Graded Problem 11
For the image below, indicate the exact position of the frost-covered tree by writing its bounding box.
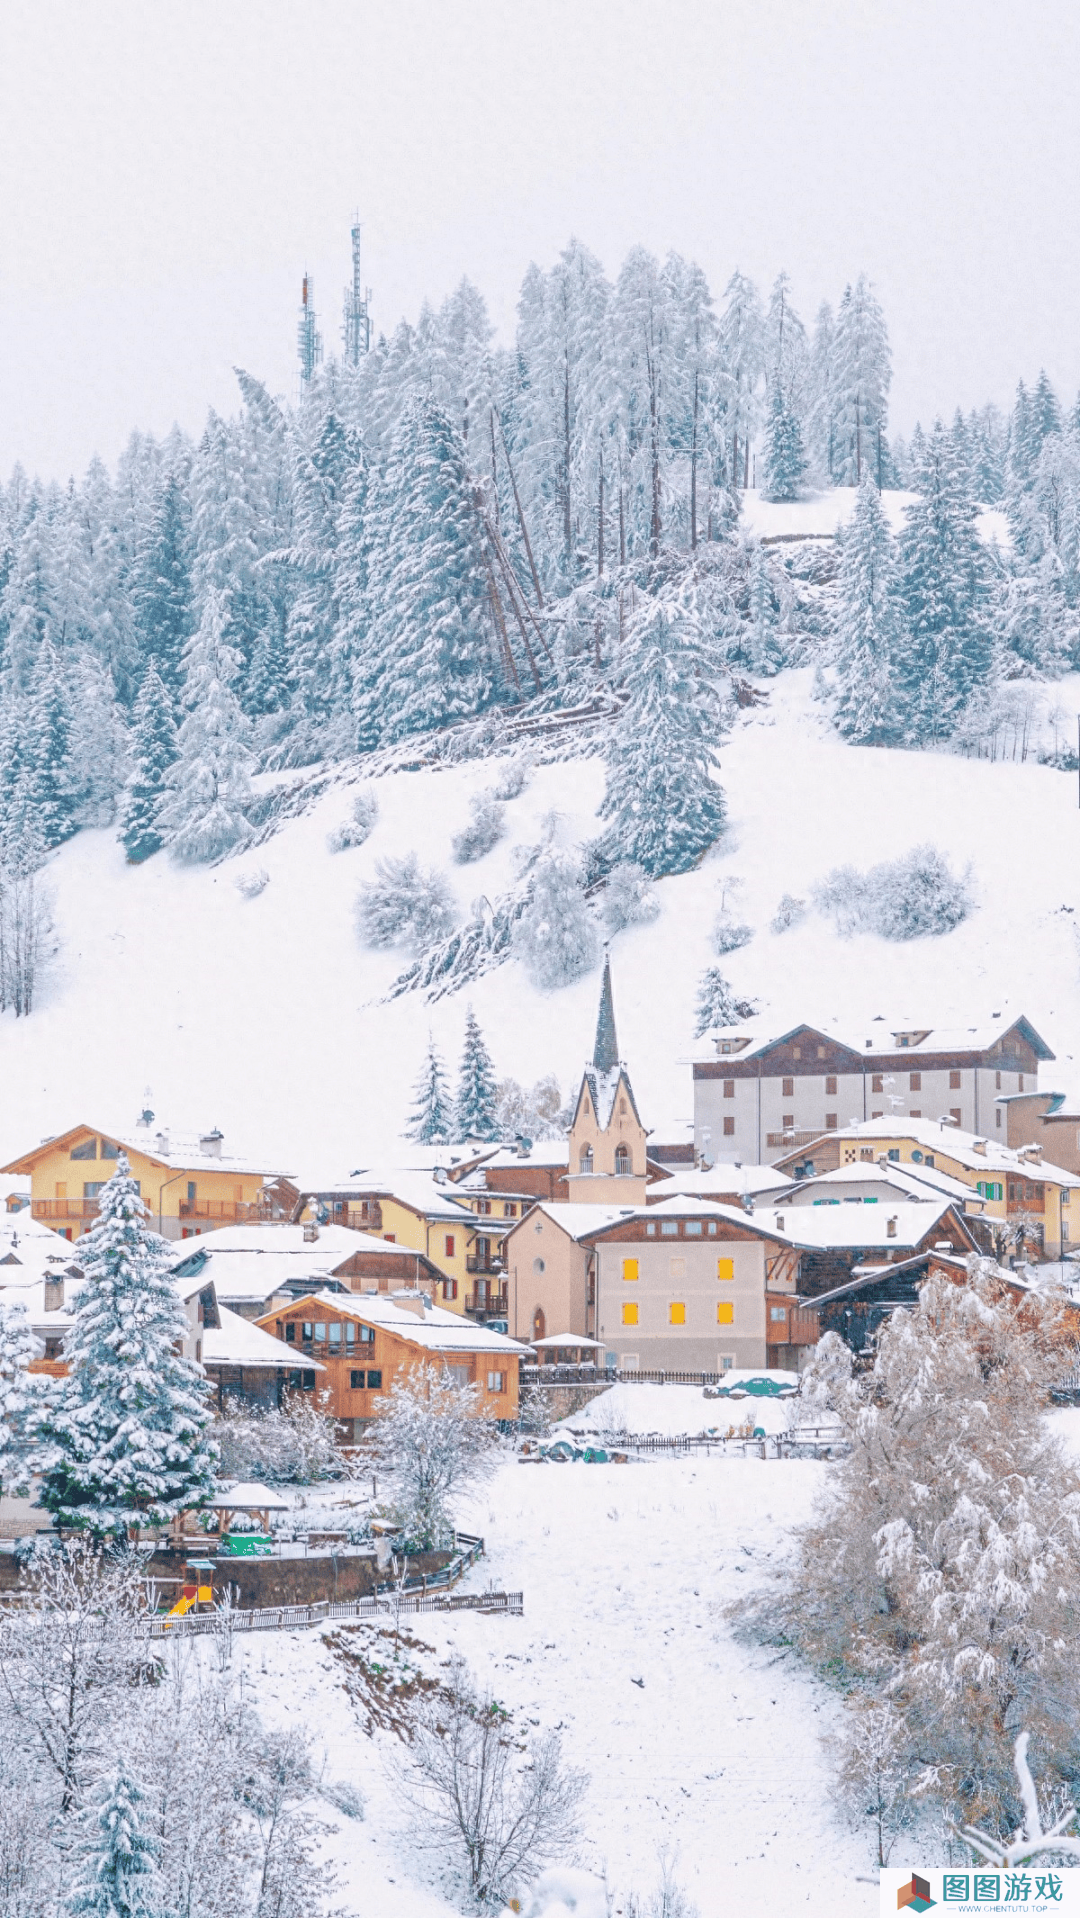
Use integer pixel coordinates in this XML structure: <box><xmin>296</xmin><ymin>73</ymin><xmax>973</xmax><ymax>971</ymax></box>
<box><xmin>369</xmin><ymin>1362</ymin><xmax>497</xmax><ymax>1548</ymax></box>
<box><xmin>36</xmin><ymin>1156</ymin><xmax>216</xmax><ymax>1536</ymax></box>
<box><xmin>452</xmin><ymin>791</ymin><xmax>505</xmax><ymax>864</ymax></box>
<box><xmin>0</xmin><ymin>1297</ymin><xmax>39</xmax><ymax>1495</ymax></box>
<box><xmin>131</xmin><ymin>470</ymin><xmax>192</xmax><ymax>697</ymax></box>
<box><xmin>455</xmin><ymin>1006</ymin><xmax>500</xmax><ymax>1140</ymax></box>
<box><xmin>355</xmin><ymin>853</ymin><xmax>457</xmax><ymax>951</ymax></box>
<box><xmin>600</xmin><ymin>862</ymin><xmax>659</xmax><ymax>935</ymax></box>
<box><xmin>117</xmin><ymin>661</ymin><xmax>177</xmax><ymax>862</ymax></box>
<box><xmin>409</xmin><ymin>1033</ymin><xmax>454</xmax><ymax>1144</ymax></box>
<box><xmin>761</xmin><ymin>384</ymin><xmax>807</xmax><ymax>502</ymax></box>
<box><xmin>898</xmin><ymin>421</ymin><xmax>994</xmax><ymax>742</ymax></box>
<box><xmin>719</xmin><ymin>271</ymin><xmax>764</xmax><ymax>489</ymax></box>
<box><xmin>833</xmin><ymin>474</ymin><xmax>905</xmax><ymax>744</ymax></box>
<box><xmin>23</xmin><ymin>639</ymin><xmax>76</xmax><ymax>847</ymax></box>
<box><xmin>156</xmin><ymin>586</ymin><xmax>253</xmax><ymax>861</ymax></box>
<box><xmin>831</xmin><ymin>276</ymin><xmax>892</xmax><ymax>487</ymax></box>
<box><xmin>597</xmin><ymin>595</ymin><xmax>725</xmax><ymax>877</ymax></box>
<box><xmin>68</xmin><ymin>652</ymin><xmax>128</xmax><ymax>829</ymax></box>
<box><xmin>514</xmin><ymin>848</ymin><xmax>598</xmax><ymax>990</ymax></box>
<box><xmin>693</xmin><ymin>968</ymin><xmax>758</xmax><ymax>1037</ymax></box>
<box><xmin>746</xmin><ymin>543</ymin><xmax>782</xmax><ymax>675</ymax></box>
<box><xmin>67</xmin><ymin>1767</ymin><xmax>159</xmax><ymax>1917</ymax></box>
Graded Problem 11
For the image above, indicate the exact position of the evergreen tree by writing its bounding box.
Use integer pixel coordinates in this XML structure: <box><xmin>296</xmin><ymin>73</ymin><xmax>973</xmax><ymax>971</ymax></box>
<box><xmin>805</xmin><ymin>301</ymin><xmax>837</xmax><ymax>483</ymax></box>
<box><xmin>761</xmin><ymin>384</ymin><xmax>807</xmax><ymax>502</ymax></box>
<box><xmin>898</xmin><ymin>420</ymin><xmax>995</xmax><ymax>743</ymax></box>
<box><xmin>831</xmin><ymin>276</ymin><xmax>892</xmax><ymax>487</ymax></box>
<box><xmin>514</xmin><ymin>847</ymin><xmax>598</xmax><ymax>990</ymax></box>
<box><xmin>23</xmin><ymin>638</ymin><xmax>76</xmax><ymax>848</ymax></box>
<box><xmin>37</xmin><ymin>1155</ymin><xmax>216</xmax><ymax>1536</ymax></box>
<box><xmin>67</xmin><ymin>1767</ymin><xmax>159</xmax><ymax>1918</ymax></box>
<box><xmin>0</xmin><ymin>1296</ymin><xmax>39</xmax><ymax>1495</ymax></box>
<box><xmin>694</xmin><ymin>968</ymin><xmax>758</xmax><ymax>1038</ymax></box>
<box><xmin>747</xmin><ymin>542</ymin><xmax>783</xmax><ymax>673</ymax></box>
<box><xmin>117</xmin><ymin>661</ymin><xmax>177</xmax><ymax>862</ymax></box>
<box><xmin>597</xmin><ymin>595</ymin><xmax>726</xmax><ymax>877</ymax></box>
<box><xmin>833</xmin><ymin>474</ymin><xmax>905</xmax><ymax>743</ymax></box>
<box><xmin>156</xmin><ymin>587</ymin><xmax>253</xmax><ymax>862</ymax></box>
<box><xmin>454</xmin><ymin>1006</ymin><xmax>500</xmax><ymax>1140</ymax></box>
<box><xmin>132</xmin><ymin>471</ymin><xmax>193</xmax><ymax>696</ymax></box>
<box><xmin>68</xmin><ymin>651</ymin><xmax>128</xmax><ymax>829</ymax></box>
<box><xmin>409</xmin><ymin>1033</ymin><xmax>454</xmax><ymax>1144</ymax></box>
<box><xmin>719</xmin><ymin>271</ymin><xmax>764</xmax><ymax>489</ymax></box>
<box><xmin>0</xmin><ymin>505</ymin><xmax>52</xmax><ymax>696</ymax></box>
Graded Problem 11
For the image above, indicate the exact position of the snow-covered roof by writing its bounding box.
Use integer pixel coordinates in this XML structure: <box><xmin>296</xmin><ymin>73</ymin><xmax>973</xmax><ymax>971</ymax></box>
<box><xmin>762</xmin><ymin>1159</ymin><xmax>979</xmax><ymax>1207</ymax></box>
<box><xmin>689</xmin><ymin>1015</ymin><xmax>1054</xmax><ymax>1065</ymax></box>
<box><xmin>295</xmin><ymin>1291</ymin><xmax>529</xmax><ymax>1355</ymax></box>
<box><xmin>463</xmin><ymin>1142</ymin><xmax>570</xmax><ymax>1171</ymax></box>
<box><xmin>169</xmin><ymin>1222</ymin><xmax>424</xmax><ymax>1305</ymax></box>
<box><xmin>296</xmin><ymin>1170</ymin><xmax>477</xmax><ymax>1224</ymax></box>
<box><xmin>760</xmin><ymin>1198</ymin><xmax>964</xmax><ymax>1252</ymax></box>
<box><xmin>510</xmin><ymin>1201</ymin><xmax>637</xmax><ymax>1243</ymax></box>
<box><xmin>210</xmin><ymin>1481</ymin><xmax>292</xmax><ymax>1510</ymax></box>
<box><xmin>202</xmin><ymin>1304</ymin><xmax>321</xmax><ymax>1372</ymax></box>
<box><xmin>797</xmin><ymin>1116</ymin><xmax>1080</xmax><ymax>1186</ymax></box>
<box><xmin>532</xmin><ymin>1332</ymin><xmax>604</xmax><ymax>1349</ymax></box>
<box><xmin>0</xmin><ymin>1213</ymin><xmax>84</xmax><ymax>1275</ymax></box>
<box><xmin>0</xmin><ymin>1123</ymin><xmax>290</xmax><ymax>1179</ymax></box>
<box><xmin>650</xmin><ymin>1164</ymin><xmax>784</xmax><ymax>1200</ymax></box>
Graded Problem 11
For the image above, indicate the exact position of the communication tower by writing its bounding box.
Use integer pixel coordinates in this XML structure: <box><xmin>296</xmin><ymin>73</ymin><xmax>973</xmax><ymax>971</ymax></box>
<box><xmin>297</xmin><ymin>273</ymin><xmax>323</xmax><ymax>389</ymax></box>
<box><xmin>342</xmin><ymin>216</ymin><xmax>372</xmax><ymax>365</ymax></box>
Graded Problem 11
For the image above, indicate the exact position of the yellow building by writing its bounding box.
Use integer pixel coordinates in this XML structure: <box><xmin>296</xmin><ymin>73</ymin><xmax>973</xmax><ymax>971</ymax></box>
<box><xmin>566</xmin><ymin>955</ymin><xmax>649</xmax><ymax>1206</ymax></box>
<box><xmin>1</xmin><ymin>1121</ymin><xmax>290</xmax><ymax>1243</ymax></box>
<box><xmin>293</xmin><ymin>1173</ymin><xmax>507</xmax><ymax>1319</ymax></box>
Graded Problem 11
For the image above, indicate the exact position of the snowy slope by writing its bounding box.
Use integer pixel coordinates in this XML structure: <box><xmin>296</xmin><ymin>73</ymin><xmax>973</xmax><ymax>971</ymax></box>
<box><xmin>3</xmin><ymin>656</ymin><xmax>1080</xmax><ymax>1173</ymax></box>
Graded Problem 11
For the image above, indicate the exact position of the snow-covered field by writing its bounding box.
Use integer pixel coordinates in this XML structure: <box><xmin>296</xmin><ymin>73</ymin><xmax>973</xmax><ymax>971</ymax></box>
<box><xmin>4</xmin><ymin>656</ymin><xmax>1080</xmax><ymax>1174</ymax></box>
<box><xmin>236</xmin><ymin>1449</ymin><xmax>870</xmax><ymax>1918</ymax></box>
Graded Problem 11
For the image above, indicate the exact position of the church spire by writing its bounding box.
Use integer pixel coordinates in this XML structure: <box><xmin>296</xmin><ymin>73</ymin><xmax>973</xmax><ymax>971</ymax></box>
<box><xmin>592</xmin><ymin>949</ymin><xmax>619</xmax><ymax>1074</ymax></box>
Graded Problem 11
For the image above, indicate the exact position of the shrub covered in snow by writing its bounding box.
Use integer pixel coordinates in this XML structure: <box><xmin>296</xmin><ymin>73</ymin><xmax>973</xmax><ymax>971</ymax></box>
<box><xmin>355</xmin><ymin>853</ymin><xmax>457</xmax><ymax>951</ymax></box>
<box><xmin>452</xmin><ymin>791</ymin><xmax>506</xmax><ymax>864</ymax></box>
<box><xmin>234</xmin><ymin>867</ymin><xmax>269</xmax><ymax>899</ymax></box>
<box><xmin>770</xmin><ymin>892</ymin><xmax>806</xmax><ymax>934</ymax></box>
<box><xmin>491</xmin><ymin>753</ymin><xmax>532</xmax><ymax>801</ymax></box>
<box><xmin>326</xmin><ymin>787</ymin><xmax>379</xmax><ymax>854</ymax></box>
<box><xmin>694</xmin><ymin>968</ymin><xmax>759</xmax><ymax>1037</ymax></box>
<box><xmin>711</xmin><ymin>910</ymin><xmax>753</xmax><ymax>955</ymax></box>
<box><xmin>601</xmin><ymin>862</ymin><xmax>660</xmax><ymax>935</ymax></box>
<box><xmin>514</xmin><ymin>849</ymin><xmax>599</xmax><ymax>990</ymax></box>
<box><xmin>213</xmin><ymin>1390</ymin><xmax>343</xmax><ymax>1485</ymax></box>
<box><xmin>812</xmin><ymin>844</ymin><xmax>974</xmax><ymax>940</ymax></box>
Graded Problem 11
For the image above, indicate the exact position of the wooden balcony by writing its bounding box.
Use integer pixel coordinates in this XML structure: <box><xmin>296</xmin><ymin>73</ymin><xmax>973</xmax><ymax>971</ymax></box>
<box><xmin>466</xmin><ymin>1255</ymin><xmax>505</xmax><ymax>1274</ymax></box>
<box><xmin>766</xmin><ymin>1130</ymin><xmax>824</xmax><ymax>1151</ymax></box>
<box><xmin>766</xmin><ymin>1306</ymin><xmax>820</xmax><ymax>1347</ymax></box>
<box><xmin>465</xmin><ymin>1289</ymin><xmax>508</xmax><ymax>1318</ymax></box>
<box><xmin>178</xmin><ymin>1200</ymin><xmax>258</xmax><ymax>1223</ymax></box>
<box><xmin>32</xmin><ymin>1199</ymin><xmax>100</xmax><ymax>1221</ymax></box>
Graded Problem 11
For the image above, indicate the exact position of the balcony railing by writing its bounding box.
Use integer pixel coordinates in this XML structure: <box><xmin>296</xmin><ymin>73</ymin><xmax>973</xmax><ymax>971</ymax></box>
<box><xmin>766</xmin><ymin>1130</ymin><xmax>825</xmax><ymax>1151</ymax></box>
<box><xmin>465</xmin><ymin>1289</ymin><xmax>508</xmax><ymax>1317</ymax></box>
<box><xmin>178</xmin><ymin>1200</ymin><xmax>257</xmax><ymax>1223</ymax></box>
<box><xmin>767</xmin><ymin>1308</ymin><xmax>820</xmax><ymax>1346</ymax></box>
<box><xmin>32</xmin><ymin>1199</ymin><xmax>100</xmax><ymax>1221</ymax></box>
<box><xmin>466</xmin><ymin>1256</ymin><xmax>505</xmax><ymax>1275</ymax></box>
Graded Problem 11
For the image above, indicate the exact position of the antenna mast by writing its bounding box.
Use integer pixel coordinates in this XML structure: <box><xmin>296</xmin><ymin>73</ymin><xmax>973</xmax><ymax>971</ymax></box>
<box><xmin>342</xmin><ymin>215</ymin><xmax>372</xmax><ymax>366</ymax></box>
<box><xmin>297</xmin><ymin>272</ymin><xmax>323</xmax><ymax>392</ymax></box>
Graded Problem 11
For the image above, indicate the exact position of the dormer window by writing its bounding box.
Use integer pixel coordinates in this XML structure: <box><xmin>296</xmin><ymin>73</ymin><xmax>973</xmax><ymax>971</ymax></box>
<box><xmin>614</xmin><ymin>1146</ymin><xmax>631</xmax><ymax>1175</ymax></box>
<box><xmin>579</xmin><ymin>1147</ymin><xmax>594</xmax><ymax>1175</ymax></box>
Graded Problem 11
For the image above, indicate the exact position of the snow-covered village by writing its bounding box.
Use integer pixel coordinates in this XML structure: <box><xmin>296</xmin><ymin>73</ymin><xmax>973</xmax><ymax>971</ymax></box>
<box><xmin>7</xmin><ymin>7</ymin><xmax>1080</xmax><ymax>1918</ymax></box>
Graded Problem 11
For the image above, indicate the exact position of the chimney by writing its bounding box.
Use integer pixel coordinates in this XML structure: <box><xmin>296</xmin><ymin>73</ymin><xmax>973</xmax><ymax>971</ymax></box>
<box><xmin>43</xmin><ymin>1274</ymin><xmax>65</xmax><ymax>1312</ymax></box>
<box><xmin>887</xmin><ymin>1216</ymin><xmax>898</xmax><ymax>1239</ymax></box>
<box><xmin>200</xmin><ymin>1129</ymin><xmax>224</xmax><ymax>1158</ymax></box>
<box><xmin>391</xmin><ymin>1291</ymin><xmax>427</xmax><ymax>1319</ymax></box>
<box><xmin>303</xmin><ymin>1220</ymin><xmax>319</xmax><ymax>1243</ymax></box>
<box><xmin>971</xmin><ymin>1138</ymin><xmax>987</xmax><ymax>1156</ymax></box>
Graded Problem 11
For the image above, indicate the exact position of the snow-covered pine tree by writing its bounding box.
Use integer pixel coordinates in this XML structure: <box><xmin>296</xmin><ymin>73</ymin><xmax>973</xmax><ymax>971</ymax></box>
<box><xmin>694</xmin><ymin>967</ymin><xmax>758</xmax><ymax>1037</ymax></box>
<box><xmin>117</xmin><ymin>660</ymin><xmax>177</xmax><ymax>862</ymax></box>
<box><xmin>0</xmin><ymin>1296</ymin><xmax>39</xmax><ymax>1495</ymax></box>
<box><xmin>67</xmin><ymin>1767</ymin><xmax>159</xmax><ymax>1918</ymax></box>
<box><xmin>23</xmin><ymin>638</ymin><xmax>76</xmax><ymax>848</ymax></box>
<box><xmin>131</xmin><ymin>470</ymin><xmax>193</xmax><ymax>697</ymax></box>
<box><xmin>747</xmin><ymin>543</ymin><xmax>783</xmax><ymax>674</ymax></box>
<box><xmin>833</xmin><ymin>473</ymin><xmax>905</xmax><ymax>743</ymax></box>
<box><xmin>455</xmin><ymin>1006</ymin><xmax>500</xmax><ymax>1140</ymax></box>
<box><xmin>831</xmin><ymin>276</ymin><xmax>892</xmax><ymax>487</ymax></box>
<box><xmin>719</xmin><ymin>272</ymin><xmax>764</xmax><ymax>489</ymax></box>
<box><xmin>761</xmin><ymin>383</ymin><xmax>807</xmax><ymax>502</ymax></box>
<box><xmin>898</xmin><ymin>419</ymin><xmax>995</xmax><ymax>743</ymax></box>
<box><xmin>156</xmin><ymin>586</ymin><xmax>254</xmax><ymax>862</ymax></box>
<box><xmin>805</xmin><ymin>301</ymin><xmax>837</xmax><ymax>484</ymax></box>
<box><xmin>356</xmin><ymin>398</ymin><xmax>495</xmax><ymax>746</ymax></box>
<box><xmin>597</xmin><ymin>594</ymin><xmax>726</xmax><ymax>877</ymax></box>
<box><xmin>409</xmin><ymin>1033</ymin><xmax>454</xmax><ymax>1144</ymax></box>
<box><xmin>36</xmin><ymin>1155</ymin><xmax>216</xmax><ymax>1536</ymax></box>
<box><xmin>67</xmin><ymin>652</ymin><xmax>128</xmax><ymax>829</ymax></box>
<box><xmin>514</xmin><ymin>847</ymin><xmax>598</xmax><ymax>989</ymax></box>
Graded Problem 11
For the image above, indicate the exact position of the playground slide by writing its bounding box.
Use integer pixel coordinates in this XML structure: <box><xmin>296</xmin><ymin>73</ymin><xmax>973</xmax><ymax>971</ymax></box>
<box><xmin>163</xmin><ymin>1594</ymin><xmax>194</xmax><ymax>1624</ymax></box>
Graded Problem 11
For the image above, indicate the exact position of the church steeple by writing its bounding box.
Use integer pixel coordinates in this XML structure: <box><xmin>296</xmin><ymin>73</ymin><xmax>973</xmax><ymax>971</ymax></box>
<box><xmin>592</xmin><ymin>950</ymin><xmax>619</xmax><ymax>1075</ymax></box>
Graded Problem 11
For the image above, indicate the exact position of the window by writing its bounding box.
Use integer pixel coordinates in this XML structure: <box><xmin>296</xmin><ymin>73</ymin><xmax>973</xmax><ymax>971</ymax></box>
<box><xmin>445</xmin><ymin>1235</ymin><xmax>456</xmax><ymax>1258</ymax></box>
<box><xmin>503</xmin><ymin>1203</ymin><xmax>516</xmax><ymax>1218</ymax></box>
<box><xmin>1008</xmin><ymin>1183</ymin><xmax>1016</xmax><ymax>1202</ymax></box>
<box><xmin>909</xmin><ymin>1110</ymin><xmax>921</xmax><ymax>1119</ymax></box>
<box><xmin>708</xmin><ymin>1222</ymin><xmax>717</xmax><ymax>1235</ymax></box>
<box><xmin>384</xmin><ymin>1233</ymin><xmax>396</xmax><ymax>1243</ymax></box>
<box><xmin>782</xmin><ymin>1114</ymin><xmax>794</xmax><ymax>1130</ymax></box>
<box><xmin>302</xmin><ymin>1322</ymin><xmax>314</xmax><ymax>1342</ymax></box>
<box><xmin>887</xmin><ymin>1149</ymin><xmax>900</xmax><ymax>1162</ymax></box>
<box><xmin>996</xmin><ymin>1111</ymin><xmax>1002</xmax><ymax>1128</ymax></box>
<box><xmin>1019</xmin><ymin>1074</ymin><xmax>1025</xmax><ymax>1091</ymax></box>
<box><xmin>872</xmin><ymin>1074</ymin><xmax>884</xmax><ymax>1094</ymax></box>
<box><xmin>792</xmin><ymin>1047</ymin><xmax>801</xmax><ymax>1060</ymax></box>
<box><xmin>1064</xmin><ymin>1189</ymin><xmax>1071</xmax><ymax>1205</ymax></box>
<box><xmin>825</xmin><ymin>1076</ymin><xmax>837</xmax><ymax>1096</ymax></box>
<box><xmin>366</xmin><ymin>1370</ymin><xmax>383</xmax><ymax>1390</ymax></box>
<box><xmin>100</xmin><ymin>1139</ymin><xmax>119</xmax><ymax>1160</ymax></box>
<box><xmin>313</xmin><ymin>1322</ymin><xmax>326</xmax><ymax>1342</ymax></box>
<box><xmin>723</xmin><ymin>1079</ymin><xmax>735</xmax><ymax>1098</ymax></box>
<box><xmin>950</xmin><ymin>1108</ymin><xmax>961</xmax><ymax>1124</ymax></box>
<box><xmin>350</xmin><ymin>1370</ymin><xmax>365</xmax><ymax>1389</ymax></box>
<box><xmin>770</xmin><ymin>1306</ymin><xmax>787</xmax><ymax>1322</ymax></box>
<box><xmin>614</xmin><ymin>1146</ymin><xmax>631</xmax><ymax>1175</ymax></box>
<box><xmin>949</xmin><ymin>1070</ymin><xmax>961</xmax><ymax>1090</ymax></box>
<box><xmin>717</xmin><ymin>1257</ymin><xmax>734</xmax><ymax>1282</ymax></box>
<box><xmin>187</xmin><ymin>1181</ymin><xmax>196</xmax><ymax>1203</ymax></box>
<box><xmin>717</xmin><ymin>1301</ymin><xmax>734</xmax><ymax>1325</ymax></box>
<box><xmin>622</xmin><ymin>1301</ymin><xmax>638</xmax><ymax>1326</ymax></box>
<box><xmin>909</xmin><ymin>1072</ymin><xmax>921</xmax><ymax>1091</ymax></box>
<box><xmin>1064</xmin><ymin>1220</ymin><xmax>1071</xmax><ymax>1242</ymax></box>
<box><xmin>533</xmin><ymin>1256</ymin><xmax>546</xmax><ymax>1274</ymax></box>
<box><xmin>345</xmin><ymin>1322</ymin><xmax>355</xmax><ymax>1345</ymax></box>
<box><xmin>476</xmin><ymin>1200</ymin><xmax>492</xmax><ymax>1215</ymax></box>
<box><xmin>487</xmin><ymin>1371</ymin><xmax>506</xmax><ymax>1393</ymax></box>
<box><xmin>684</xmin><ymin>1221</ymin><xmax>702</xmax><ymax>1236</ymax></box>
<box><xmin>442</xmin><ymin>1278</ymin><xmax>458</xmax><ymax>1301</ymax></box>
<box><xmin>660</xmin><ymin>1222</ymin><xmax>678</xmax><ymax>1236</ymax></box>
<box><xmin>285</xmin><ymin>1321</ymin><xmax>295</xmax><ymax>1343</ymax></box>
<box><xmin>860</xmin><ymin>1148</ymin><xmax>874</xmax><ymax>1161</ymax></box>
<box><xmin>83</xmin><ymin>1182</ymin><xmax>105</xmax><ymax>1199</ymax></box>
<box><xmin>871</xmin><ymin>1111</ymin><xmax>883</xmax><ymax>1120</ymax></box>
<box><xmin>723</xmin><ymin>1115</ymin><xmax>736</xmax><ymax>1137</ymax></box>
<box><xmin>579</xmin><ymin>1147</ymin><xmax>594</xmax><ymax>1174</ymax></box>
<box><xmin>924</xmin><ymin>1154</ymin><xmax>934</xmax><ymax>1168</ymax></box>
<box><xmin>996</xmin><ymin>1070</ymin><xmax>1002</xmax><ymax>1089</ymax></box>
<box><xmin>825</xmin><ymin>1114</ymin><xmax>838</xmax><ymax>1130</ymax></box>
<box><xmin>70</xmin><ymin>1138</ymin><xmax>96</xmax><ymax>1160</ymax></box>
<box><xmin>646</xmin><ymin>1222</ymin><xmax>657</xmax><ymax>1236</ymax></box>
<box><xmin>718</xmin><ymin>1353</ymin><xmax>734</xmax><ymax>1371</ymax></box>
<box><xmin>782</xmin><ymin>1077</ymin><xmax>794</xmax><ymax>1098</ymax></box>
<box><xmin>668</xmin><ymin>1301</ymin><xmax>686</xmax><ymax>1326</ymax></box>
<box><xmin>622</xmin><ymin>1258</ymin><xmax>638</xmax><ymax>1282</ymax></box>
<box><xmin>357</xmin><ymin>1324</ymin><xmax>375</xmax><ymax>1343</ymax></box>
<box><xmin>817</xmin><ymin>1045</ymin><xmax>826</xmax><ymax>1059</ymax></box>
<box><xmin>328</xmin><ymin>1322</ymin><xmax>342</xmax><ymax>1347</ymax></box>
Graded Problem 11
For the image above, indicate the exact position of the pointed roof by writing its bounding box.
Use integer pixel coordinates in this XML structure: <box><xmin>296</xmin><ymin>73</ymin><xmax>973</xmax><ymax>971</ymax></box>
<box><xmin>593</xmin><ymin>951</ymin><xmax>619</xmax><ymax>1074</ymax></box>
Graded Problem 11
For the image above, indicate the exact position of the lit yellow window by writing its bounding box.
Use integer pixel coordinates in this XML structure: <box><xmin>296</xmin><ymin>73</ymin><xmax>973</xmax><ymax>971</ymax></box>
<box><xmin>622</xmin><ymin>1258</ymin><xmax>638</xmax><ymax>1282</ymax></box>
<box><xmin>717</xmin><ymin>1257</ymin><xmax>734</xmax><ymax>1282</ymax></box>
<box><xmin>717</xmin><ymin>1301</ymin><xmax>734</xmax><ymax>1325</ymax></box>
<box><xmin>669</xmin><ymin>1302</ymin><xmax>685</xmax><ymax>1325</ymax></box>
<box><xmin>622</xmin><ymin>1301</ymin><xmax>638</xmax><ymax>1326</ymax></box>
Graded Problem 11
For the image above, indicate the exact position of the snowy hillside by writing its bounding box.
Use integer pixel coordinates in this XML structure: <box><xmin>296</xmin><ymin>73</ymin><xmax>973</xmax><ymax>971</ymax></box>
<box><xmin>4</xmin><ymin>643</ymin><xmax>1080</xmax><ymax>1173</ymax></box>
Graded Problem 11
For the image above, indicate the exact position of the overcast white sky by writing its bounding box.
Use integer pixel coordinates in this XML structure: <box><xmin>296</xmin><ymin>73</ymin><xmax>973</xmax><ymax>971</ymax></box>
<box><xmin>2</xmin><ymin>0</ymin><xmax>1078</xmax><ymax>481</ymax></box>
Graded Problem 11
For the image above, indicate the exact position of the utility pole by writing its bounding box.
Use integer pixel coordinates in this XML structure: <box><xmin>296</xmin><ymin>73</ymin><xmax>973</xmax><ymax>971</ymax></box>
<box><xmin>342</xmin><ymin>214</ymin><xmax>372</xmax><ymax>366</ymax></box>
<box><xmin>297</xmin><ymin>273</ymin><xmax>323</xmax><ymax>393</ymax></box>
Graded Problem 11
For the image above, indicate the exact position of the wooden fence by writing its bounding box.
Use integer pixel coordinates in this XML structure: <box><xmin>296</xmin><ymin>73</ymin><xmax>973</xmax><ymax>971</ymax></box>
<box><xmin>147</xmin><ymin>1587</ymin><xmax>523</xmax><ymax>1638</ymax></box>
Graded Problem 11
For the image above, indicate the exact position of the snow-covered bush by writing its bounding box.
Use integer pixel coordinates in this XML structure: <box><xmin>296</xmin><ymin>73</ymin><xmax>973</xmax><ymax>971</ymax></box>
<box><xmin>491</xmin><ymin>754</ymin><xmax>532</xmax><ymax>801</ymax></box>
<box><xmin>452</xmin><ymin>791</ymin><xmax>505</xmax><ymax>864</ymax></box>
<box><xmin>355</xmin><ymin>853</ymin><xmax>457</xmax><ymax>951</ymax></box>
<box><xmin>769</xmin><ymin>892</ymin><xmax>806</xmax><ymax>934</ymax></box>
<box><xmin>495</xmin><ymin>1073</ymin><xmax>573</xmax><ymax>1142</ymax></box>
<box><xmin>326</xmin><ymin>787</ymin><xmax>379</xmax><ymax>854</ymax></box>
<box><xmin>694</xmin><ymin>968</ymin><xmax>758</xmax><ymax>1037</ymax></box>
<box><xmin>214</xmin><ymin>1391</ymin><xmax>342</xmax><ymax>1486</ymax></box>
<box><xmin>711</xmin><ymin>910</ymin><xmax>753</xmax><ymax>955</ymax></box>
<box><xmin>812</xmin><ymin>844</ymin><xmax>974</xmax><ymax>940</ymax></box>
<box><xmin>0</xmin><ymin>1297</ymin><xmax>40</xmax><ymax>1496</ymax></box>
<box><xmin>366</xmin><ymin>1363</ymin><xmax>498</xmax><ymax>1549</ymax></box>
<box><xmin>505</xmin><ymin>1868</ymin><xmax>609</xmax><ymax>1918</ymax></box>
<box><xmin>777</xmin><ymin>1267</ymin><xmax>1080</xmax><ymax>1835</ymax></box>
<box><xmin>234</xmin><ymin>866</ymin><xmax>269</xmax><ymax>899</ymax></box>
<box><xmin>602</xmin><ymin>863</ymin><xmax>660</xmax><ymax>935</ymax></box>
<box><xmin>514</xmin><ymin>849</ymin><xmax>599</xmax><ymax>990</ymax></box>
